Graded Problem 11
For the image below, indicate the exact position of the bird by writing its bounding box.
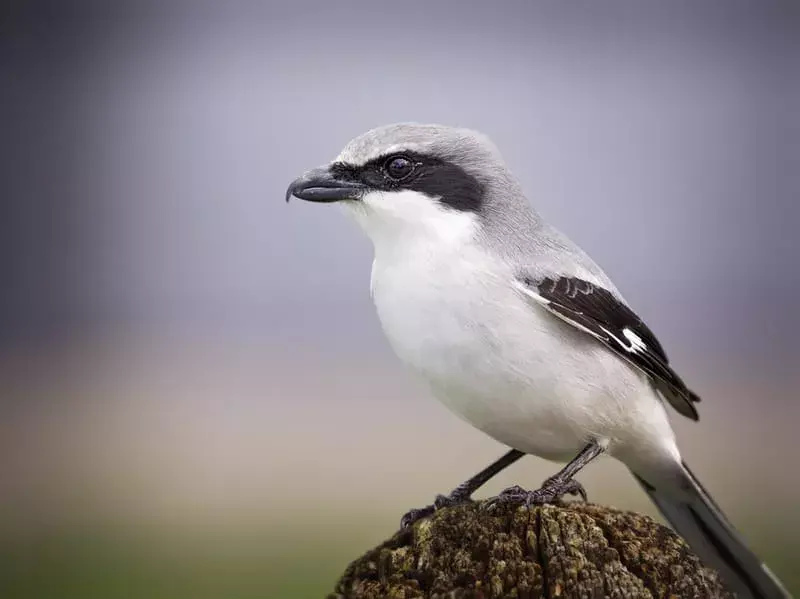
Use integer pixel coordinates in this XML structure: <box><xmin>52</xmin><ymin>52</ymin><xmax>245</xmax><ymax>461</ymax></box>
<box><xmin>286</xmin><ymin>123</ymin><xmax>790</xmax><ymax>599</ymax></box>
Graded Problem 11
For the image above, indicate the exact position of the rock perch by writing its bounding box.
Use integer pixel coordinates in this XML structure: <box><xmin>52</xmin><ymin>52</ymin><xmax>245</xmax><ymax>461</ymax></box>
<box><xmin>328</xmin><ymin>501</ymin><xmax>731</xmax><ymax>598</ymax></box>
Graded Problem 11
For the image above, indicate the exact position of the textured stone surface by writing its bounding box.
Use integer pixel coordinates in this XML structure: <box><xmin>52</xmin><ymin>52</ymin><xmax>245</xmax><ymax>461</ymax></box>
<box><xmin>328</xmin><ymin>502</ymin><xmax>731</xmax><ymax>599</ymax></box>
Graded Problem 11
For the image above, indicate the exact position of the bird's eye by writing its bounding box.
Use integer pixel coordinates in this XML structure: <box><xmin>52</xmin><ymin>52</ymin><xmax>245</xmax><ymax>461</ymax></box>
<box><xmin>384</xmin><ymin>155</ymin><xmax>415</xmax><ymax>181</ymax></box>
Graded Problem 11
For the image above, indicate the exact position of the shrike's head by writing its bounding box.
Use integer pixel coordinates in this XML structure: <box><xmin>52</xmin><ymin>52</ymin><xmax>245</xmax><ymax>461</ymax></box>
<box><xmin>286</xmin><ymin>123</ymin><xmax>534</xmax><ymax>249</ymax></box>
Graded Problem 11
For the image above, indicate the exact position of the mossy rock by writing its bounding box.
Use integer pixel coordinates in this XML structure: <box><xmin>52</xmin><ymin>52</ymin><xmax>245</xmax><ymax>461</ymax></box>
<box><xmin>328</xmin><ymin>502</ymin><xmax>730</xmax><ymax>598</ymax></box>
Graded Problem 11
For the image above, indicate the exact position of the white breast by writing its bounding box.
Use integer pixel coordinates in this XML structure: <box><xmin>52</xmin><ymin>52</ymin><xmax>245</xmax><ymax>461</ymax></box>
<box><xmin>344</xmin><ymin>190</ymin><xmax>673</xmax><ymax>462</ymax></box>
<box><xmin>370</xmin><ymin>240</ymin><xmax>644</xmax><ymax>460</ymax></box>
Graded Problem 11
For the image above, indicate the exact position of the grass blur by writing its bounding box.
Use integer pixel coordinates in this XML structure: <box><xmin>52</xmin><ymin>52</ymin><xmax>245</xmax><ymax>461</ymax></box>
<box><xmin>0</xmin><ymin>509</ymin><xmax>797</xmax><ymax>598</ymax></box>
<box><xmin>0</xmin><ymin>523</ymin><xmax>374</xmax><ymax>598</ymax></box>
<box><xmin>0</xmin><ymin>340</ymin><xmax>798</xmax><ymax>599</ymax></box>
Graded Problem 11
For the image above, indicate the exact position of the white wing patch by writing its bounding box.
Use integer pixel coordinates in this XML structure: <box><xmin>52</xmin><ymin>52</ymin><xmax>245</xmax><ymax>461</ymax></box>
<box><xmin>597</xmin><ymin>326</ymin><xmax>649</xmax><ymax>354</ymax></box>
<box><xmin>515</xmin><ymin>274</ymin><xmax>700</xmax><ymax>421</ymax></box>
<box><xmin>516</xmin><ymin>278</ymin><xmax>651</xmax><ymax>357</ymax></box>
<box><xmin>622</xmin><ymin>328</ymin><xmax>647</xmax><ymax>352</ymax></box>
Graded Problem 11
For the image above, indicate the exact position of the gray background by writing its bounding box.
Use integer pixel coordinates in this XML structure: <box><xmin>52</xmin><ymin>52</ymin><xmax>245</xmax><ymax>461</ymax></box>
<box><xmin>1</xmin><ymin>2</ymin><xmax>798</xmax><ymax>597</ymax></box>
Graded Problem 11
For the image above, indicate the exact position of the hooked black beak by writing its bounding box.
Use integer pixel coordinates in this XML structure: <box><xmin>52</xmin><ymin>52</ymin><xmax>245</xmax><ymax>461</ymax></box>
<box><xmin>285</xmin><ymin>166</ymin><xmax>365</xmax><ymax>203</ymax></box>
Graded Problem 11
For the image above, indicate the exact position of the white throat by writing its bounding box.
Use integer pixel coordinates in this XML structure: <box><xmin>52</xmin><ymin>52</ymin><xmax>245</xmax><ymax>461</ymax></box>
<box><xmin>341</xmin><ymin>189</ymin><xmax>479</xmax><ymax>259</ymax></box>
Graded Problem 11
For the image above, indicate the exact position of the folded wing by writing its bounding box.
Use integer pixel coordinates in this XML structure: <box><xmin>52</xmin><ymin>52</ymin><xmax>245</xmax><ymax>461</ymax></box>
<box><xmin>516</xmin><ymin>275</ymin><xmax>700</xmax><ymax>420</ymax></box>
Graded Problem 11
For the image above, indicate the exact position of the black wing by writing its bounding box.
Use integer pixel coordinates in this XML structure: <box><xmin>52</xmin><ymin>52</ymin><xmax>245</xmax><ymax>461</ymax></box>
<box><xmin>518</xmin><ymin>275</ymin><xmax>700</xmax><ymax>420</ymax></box>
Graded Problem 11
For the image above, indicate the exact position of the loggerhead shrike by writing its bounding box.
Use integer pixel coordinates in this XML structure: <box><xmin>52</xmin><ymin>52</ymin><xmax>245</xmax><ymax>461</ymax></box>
<box><xmin>286</xmin><ymin>124</ymin><xmax>790</xmax><ymax>599</ymax></box>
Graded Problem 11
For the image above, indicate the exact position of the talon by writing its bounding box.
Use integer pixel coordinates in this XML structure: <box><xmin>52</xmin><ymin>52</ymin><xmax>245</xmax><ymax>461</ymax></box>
<box><xmin>400</xmin><ymin>492</ymin><xmax>473</xmax><ymax>528</ymax></box>
<box><xmin>484</xmin><ymin>478</ymin><xmax>588</xmax><ymax>511</ymax></box>
<box><xmin>556</xmin><ymin>478</ymin><xmax>587</xmax><ymax>502</ymax></box>
<box><xmin>539</xmin><ymin>476</ymin><xmax>588</xmax><ymax>503</ymax></box>
<box><xmin>433</xmin><ymin>494</ymin><xmax>452</xmax><ymax>509</ymax></box>
<box><xmin>400</xmin><ymin>505</ymin><xmax>435</xmax><ymax>529</ymax></box>
<box><xmin>499</xmin><ymin>484</ymin><xmax>527</xmax><ymax>497</ymax></box>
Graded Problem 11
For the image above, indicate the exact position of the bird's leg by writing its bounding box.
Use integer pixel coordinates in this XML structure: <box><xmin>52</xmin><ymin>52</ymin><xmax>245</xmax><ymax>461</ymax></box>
<box><xmin>486</xmin><ymin>440</ymin><xmax>604</xmax><ymax>510</ymax></box>
<box><xmin>400</xmin><ymin>449</ymin><xmax>525</xmax><ymax>528</ymax></box>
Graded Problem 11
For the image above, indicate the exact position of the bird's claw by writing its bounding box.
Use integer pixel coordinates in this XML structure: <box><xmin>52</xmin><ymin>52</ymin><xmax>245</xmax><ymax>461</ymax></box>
<box><xmin>556</xmin><ymin>478</ymin><xmax>588</xmax><ymax>502</ymax></box>
<box><xmin>484</xmin><ymin>478</ymin><xmax>587</xmax><ymax>512</ymax></box>
<box><xmin>400</xmin><ymin>492</ymin><xmax>472</xmax><ymax>529</ymax></box>
<box><xmin>400</xmin><ymin>505</ymin><xmax>436</xmax><ymax>529</ymax></box>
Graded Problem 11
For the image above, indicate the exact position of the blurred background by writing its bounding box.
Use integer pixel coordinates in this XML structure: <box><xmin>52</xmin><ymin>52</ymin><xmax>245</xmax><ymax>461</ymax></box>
<box><xmin>1</xmin><ymin>1</ymin><xmax>798</xmax><ymax>597</ymax></box>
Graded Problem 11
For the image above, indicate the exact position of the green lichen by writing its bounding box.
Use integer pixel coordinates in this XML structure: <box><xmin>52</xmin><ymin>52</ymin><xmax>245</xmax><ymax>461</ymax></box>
<box><xmin>328</xmin><ymin>502</ymin><xmax>731</xmax><ymax>599</ymax></box>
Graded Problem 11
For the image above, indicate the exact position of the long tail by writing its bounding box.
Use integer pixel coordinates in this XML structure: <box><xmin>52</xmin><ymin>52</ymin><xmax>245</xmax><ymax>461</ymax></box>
<box><xmin>633</xmin><ymin>461</ymin><xmax>791</xmax><ymax>599</ymax></box>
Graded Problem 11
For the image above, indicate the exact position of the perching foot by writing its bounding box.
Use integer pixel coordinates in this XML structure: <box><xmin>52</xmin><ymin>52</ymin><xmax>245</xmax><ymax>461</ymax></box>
<box><xmin>484</xmin><ymin>476</ymin><xmax>587</xmax><ymax>511</ymax></box>
<box><xmin>400</xmin><ymin>490</ymin><xmax>472</xmax><ymax>529</ymax></box>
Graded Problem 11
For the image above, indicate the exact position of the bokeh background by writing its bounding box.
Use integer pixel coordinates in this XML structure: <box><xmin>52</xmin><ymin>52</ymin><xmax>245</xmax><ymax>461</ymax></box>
<box><xmin>1</xmin><ymin>1</ymin><xmax>798</xmax><ymax>597</ymax></box>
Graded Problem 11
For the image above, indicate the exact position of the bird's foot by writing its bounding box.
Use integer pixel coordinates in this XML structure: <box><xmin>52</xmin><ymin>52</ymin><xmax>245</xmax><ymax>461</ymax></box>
<box><xmin>484</xmin><ymin>477</ymin><xmax>587</xmax><ymax>512</ymax></box>
<box><xmin>400</xmin><ymin>490</ymin><xmax>473</xmax><ymax>529</ymax></box>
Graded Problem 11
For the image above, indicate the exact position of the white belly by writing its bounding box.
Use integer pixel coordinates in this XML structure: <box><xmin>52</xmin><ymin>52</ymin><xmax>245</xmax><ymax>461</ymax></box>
<box><xmin>371</xmin><ymin>248</ymin><xmax>669</xmax><ymax>463</ymax></box>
